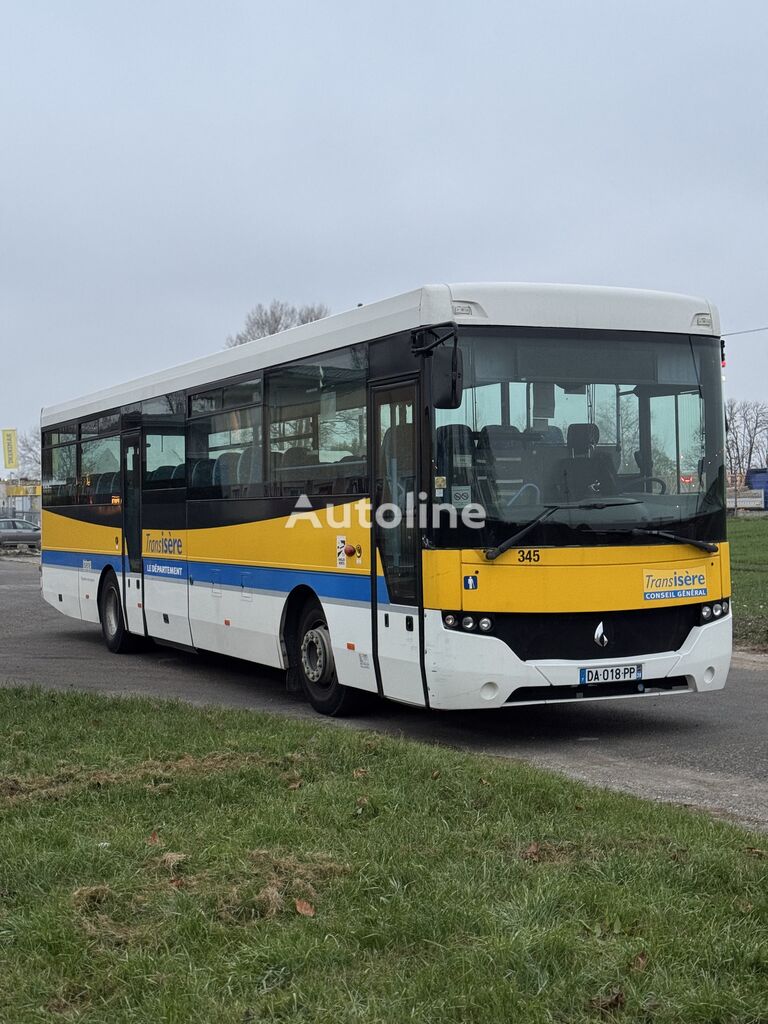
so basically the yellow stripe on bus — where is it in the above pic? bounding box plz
[42,510,122,556]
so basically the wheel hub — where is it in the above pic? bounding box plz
[301,625,333,686]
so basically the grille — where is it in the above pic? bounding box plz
[493,605,702,662]
[505,676,689,703]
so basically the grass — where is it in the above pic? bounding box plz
[728,515,768,650]
[0,689,766,1023]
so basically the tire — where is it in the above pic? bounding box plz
[98,573,137,654]
[294,600,367,716]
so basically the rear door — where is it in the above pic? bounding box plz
[121,431,146,636]
[370,380,427,706]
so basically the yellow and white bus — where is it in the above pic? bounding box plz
[41,283,731,714]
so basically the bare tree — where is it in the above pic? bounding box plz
[225,300,330,348]
[726,399,768,485]
[17,427,41,478]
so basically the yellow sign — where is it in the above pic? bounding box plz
[7,484,41,497]
[2,429,18,470]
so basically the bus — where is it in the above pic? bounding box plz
[40,283,732,714]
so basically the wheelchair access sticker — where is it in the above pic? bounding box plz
[463,575,478,590]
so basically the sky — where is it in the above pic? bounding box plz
[1,0,767,436]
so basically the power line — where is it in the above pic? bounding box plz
[721,325,768,337]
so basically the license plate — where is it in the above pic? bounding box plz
[579,664,643,685]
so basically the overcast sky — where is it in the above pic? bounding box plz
[1,0,767,434]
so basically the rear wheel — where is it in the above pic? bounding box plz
[98,573,137,654]
[294,601,367,716]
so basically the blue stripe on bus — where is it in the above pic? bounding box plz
[41,550,122,573]
[188,560,383,603]
[42,550,391,604]
[144,557,189,581]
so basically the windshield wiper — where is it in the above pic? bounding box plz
[631,528,718,554]
[484,500,641,561]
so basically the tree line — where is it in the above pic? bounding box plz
[725,398,768,484]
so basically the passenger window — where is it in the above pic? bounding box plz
[266,346,367,496]
[80,436,121,504]
[144,433,186,489]
[42,443,77,506]
[187,405,263,499]
[143,393,187,490]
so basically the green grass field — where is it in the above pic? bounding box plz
[1,688,766,1023]
[728,515,768,650]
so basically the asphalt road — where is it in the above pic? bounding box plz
[2,557,766,831]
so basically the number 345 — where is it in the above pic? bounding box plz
[517,549,540,563]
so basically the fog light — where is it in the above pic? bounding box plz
[461,616,476,631]
[712,602,723,617]
[478,617,493,632]
[700,605,712,622]
[443,613,458,628]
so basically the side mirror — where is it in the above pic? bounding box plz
[432,344,464,410]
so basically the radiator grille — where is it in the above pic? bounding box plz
[493,605,702,662]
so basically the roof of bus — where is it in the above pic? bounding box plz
[41,282,719,427]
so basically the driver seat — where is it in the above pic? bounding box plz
[547,423,618,501]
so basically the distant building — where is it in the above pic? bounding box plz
[0,478,42,524]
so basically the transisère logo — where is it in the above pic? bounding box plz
[145,535,184,556]
[643,565,708,601]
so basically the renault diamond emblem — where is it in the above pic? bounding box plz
[594,621,609,648]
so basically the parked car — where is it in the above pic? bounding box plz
[0,518,41,549]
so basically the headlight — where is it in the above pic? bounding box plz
[700,605,712,622]
[461,616,476,631]
[721,599,729,614]
[712,602,723,618]
[443,613,458,628]
[478,617,493,632]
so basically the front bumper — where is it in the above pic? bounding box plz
[423,610,732,710]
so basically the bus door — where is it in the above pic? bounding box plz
[121,431,146,637]
[370,381,428,706]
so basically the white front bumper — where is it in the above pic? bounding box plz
[423,610,732,711]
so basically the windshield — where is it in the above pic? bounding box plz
[431,327,726,549]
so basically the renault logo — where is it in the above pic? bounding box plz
[594,621,609,648]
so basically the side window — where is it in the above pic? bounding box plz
[594,384,619,447]
[144,432,186,488]
[187,405,263,499]
[617,389,641,474]
[143,393,186,489]
[646,389,704,495]
[648,394,679,493]
[267,346,367,496]
[80,436,121,504]
[42,443,77,506]
[678,391,704,492]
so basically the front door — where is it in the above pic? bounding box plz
[121,431,146,636]
[370,381,426,705]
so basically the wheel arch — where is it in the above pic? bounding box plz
[96,565,121,621]
[280,584,320,690]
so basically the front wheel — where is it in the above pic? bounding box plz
[294,601,367,716]
[98,573,137,654]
